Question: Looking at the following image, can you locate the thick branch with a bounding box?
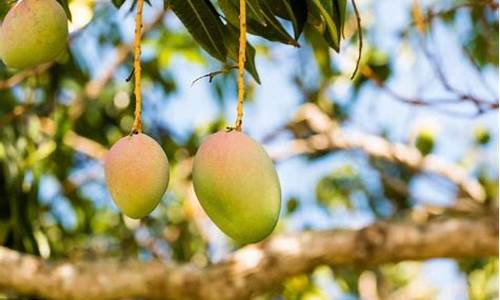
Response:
[0,217,497,300]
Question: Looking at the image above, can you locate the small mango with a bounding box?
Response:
[105,133,169,219]
[192,131,281,244]
[0,0,69,69]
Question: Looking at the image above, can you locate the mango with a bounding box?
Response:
[192,131,281,244]
[105,133,170,219]
[0,0,69,69]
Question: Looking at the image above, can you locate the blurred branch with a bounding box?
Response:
[0,216,496,300]
[419,0,498,24]
[267,104,486,202]
[0,10,167,129]
[191,66,238,85]
[70,10,167,120]
[362,65,498,116]
[0,63,53,90]
[397,0,500,115]
[40,118,107,160]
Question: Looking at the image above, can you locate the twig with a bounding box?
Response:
[131,0,145,135]
[234,0,247,131]
[191,66,238,86]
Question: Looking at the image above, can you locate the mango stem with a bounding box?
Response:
[131,0,145,135]
[234,0,247,131]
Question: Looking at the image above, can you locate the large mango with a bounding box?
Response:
[0,0,69,69]
[192,131,281,244]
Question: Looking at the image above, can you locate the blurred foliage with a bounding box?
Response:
[0,0,498,299]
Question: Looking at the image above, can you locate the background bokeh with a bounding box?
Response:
[0,0,498,299]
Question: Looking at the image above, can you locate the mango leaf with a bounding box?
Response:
[336,0,347,37]
[56,0,72,20]
[112,0,127,8]
[309,0,340,51]
[287,0,308,39]
[170,0,227,61]
[217,0,265,27]
[223,24,261,83]
[246,0,267,26]
[268,0,308,40]
[304,24,333,78]
[0,1,14,20]
[255,0,299,46]
[218,0,298,46]
[217,0,239,25]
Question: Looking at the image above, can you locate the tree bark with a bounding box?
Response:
[0,216,497,300]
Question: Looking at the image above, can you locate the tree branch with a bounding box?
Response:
[267,104,487,202]
[0,216,497,300]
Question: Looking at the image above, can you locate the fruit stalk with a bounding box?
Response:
[235,0,247,131]
[132,0,145,134]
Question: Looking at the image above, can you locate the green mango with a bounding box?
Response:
[192,131,281,244]
[0,0,69,69]
[105,134,170,219]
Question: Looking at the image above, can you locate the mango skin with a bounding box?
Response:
[105,134,170,219]
[192,131,281,244]
[0,0,69,69]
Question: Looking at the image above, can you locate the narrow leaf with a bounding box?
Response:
[246,0,267,26]
[218,0,298,46]
[290,0,308,39]
[56,0,72,21]
[217,0,266,27]
[304,24,333,78]
[310,0,340,51]
[336,0,347,37]
[267,0,307,39]
[170,0,227,61]
[255,0,299,46]
[111,0,127,9]
[0,1,15,20]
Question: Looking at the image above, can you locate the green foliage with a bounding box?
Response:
[0,0,15,20]
[315,165,361,210]
[134,0,350,81]
[169,0,227,61]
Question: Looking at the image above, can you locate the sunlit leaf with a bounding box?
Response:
[309,0,340,51]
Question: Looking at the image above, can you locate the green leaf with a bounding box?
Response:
[336,0,347,37]
[56,0,72,21]
[223,24,261,83]
[255,0,299,46]
[111,0,127,8]
[268,0,308,40]
[0,1,14,20]
[217,0,267,27]
[218,0,298,46]
[217,0,240,26]
[246,0,267,26]
[309,0,340,51]
[304,24,333,78]
[287,0,308,39]
[170,0,227,61]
